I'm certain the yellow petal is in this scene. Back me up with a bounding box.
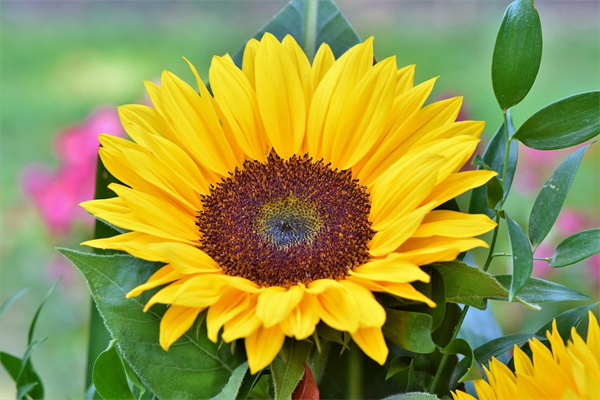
[279,295,320,340]
[242,38,259,88]
[254,33,306,158]
[310,43,335,91]
[306,280,359,333]
[282,35,312,107]
[82,232,169,263]
[424,170,497,206]
[209,55,270,161]
[396,64,415,95]
[159,305,201,350]
[350,253,430,284]
[307,37,374,160]
[206,290,251,342]
[148,242,221,275]
[368,203,435,257]
[351,327,389,365]
[397,236,489,265]
[412,210,497,238]
[245,325,286,374]
[126,265,184,298]
[340,280,386,328]
[256,286,304,328]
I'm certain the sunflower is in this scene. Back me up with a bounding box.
[81,33,497,374]
[452,311,600,400]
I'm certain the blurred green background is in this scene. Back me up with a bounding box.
[1,1,598,398]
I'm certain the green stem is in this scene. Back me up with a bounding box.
[499,110,511,210]
[303,0,319,60]
[483,214,501,273]
[428,305,470,394]
[347,346,362,399]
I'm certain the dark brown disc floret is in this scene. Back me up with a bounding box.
[197,154,374,287]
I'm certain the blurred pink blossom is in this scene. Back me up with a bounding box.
[556,209,589,236]
[21,107,124,235]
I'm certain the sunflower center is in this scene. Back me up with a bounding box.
[197,154,374,287]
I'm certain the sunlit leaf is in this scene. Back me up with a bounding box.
[550,228,600,268]
[505,213,533,300]
[492,0,542,109]
[513,91,600,149]
[60,249,244,400]
[272,340,313,400]
[529,145,590,249]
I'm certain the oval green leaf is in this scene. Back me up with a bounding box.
[210,362,249,400]
[513,91,600,149]
[550,228,600,268]
[93,340,136,400]
[492,0,542,109]
[382,310,436,354]
[528,145,589,249]
[495,275,592,304]
[231,0,361,66]
[505,213,533,300]
[469,112,518,217]
[60,249,245,400]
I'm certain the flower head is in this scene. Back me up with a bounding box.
[453,311,600,400]
[81,34,496,373]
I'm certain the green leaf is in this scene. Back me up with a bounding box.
[491,0,542,109]
[93,340,136,400]
[210,362,249,400]
[383,392,440,400]
[122,361,149,399]
[382,310,436,354]
[550,228,600,268]
[60,249,244,400]
[440,338,483,383]
[495,275,592,303]
[0,352,44,400]
[528,145,590,249]
[472,155,504,211]
[432,262,538,310]
[535,302,600,339]
[385,357,413,380]
[271,340,313,400]
[0,288,28,320]
[505,213,533,300]
[231,0,361,66]
[452,333,534,386]
[513,91,600,149]
[28,280,60,345]
[469,114,518,217]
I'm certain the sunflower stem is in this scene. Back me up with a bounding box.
[428,305,470,395]
[347,346,362,399]
[303,0,319,60]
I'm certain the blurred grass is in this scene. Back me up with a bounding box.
[1,1,598,398]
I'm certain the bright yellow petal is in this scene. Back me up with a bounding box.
[82,232,169,263]
[279,295,320,340]
[424,170,497,206]
[254,33,306,158]
[159,305,201,350]
[306,280,359,333]
[242,38,259,87]
[126,265,184,298]
[245,325,286,374]
[206,290,250,342]
[310,43,335,91]
[350,253,430,284]
[351,327,389,365]
[256,286,304,328]
[412,210,497,238]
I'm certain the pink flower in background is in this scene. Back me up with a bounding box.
[556,209,589,236]
[21,107,124,235]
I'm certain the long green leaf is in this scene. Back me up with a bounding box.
[452,333,534,386]
[513,91,600,149]
[492,0,542,110]
[231,0,361,66]
[27,280,60,345]
[495,275,592,303]
[529,145,590,249]
[550,228,600,268]
[60,249,244,400]
[271,340,313,400]
[0,352,44,400]
[0,289,28,320]
[505,213,533,300]
[93,340,135,400]
[382,310,436,354]
[535,302,600,339]
[469,113,518,217]
[210,362,249,400]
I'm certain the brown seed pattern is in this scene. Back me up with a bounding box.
[197,155,374,287]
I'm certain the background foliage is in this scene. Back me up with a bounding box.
[1,1,598,398]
